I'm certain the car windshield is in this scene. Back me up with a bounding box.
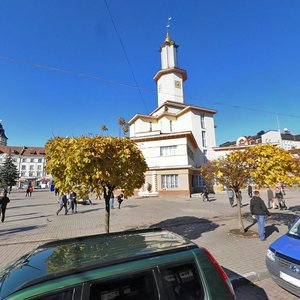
[288,218,300,238]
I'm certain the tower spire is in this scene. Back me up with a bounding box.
[153,18,187,106]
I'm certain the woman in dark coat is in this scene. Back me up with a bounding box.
[0,191,10,223]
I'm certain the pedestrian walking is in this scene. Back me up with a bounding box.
[247,185,253,198]
[280,182,286,195]
[0,191,10,223]
[202,186,209,202]
[110,192,115,209]
[250,190,271,241]
[266,186,277,209]
[56,194,68,215]
[29,186,33,196]
[226,188,235,207]
[275,187,287,210]
[25,187,30,197]
[117,193,124,209]
[69,192,78,213]
[238,190,243,206]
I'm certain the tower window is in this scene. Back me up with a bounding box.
[149,122,152,132]
[202,131,207,147]
[170,120,173,132]
[200,113,205,129]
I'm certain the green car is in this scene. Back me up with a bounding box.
[0,228,236,299]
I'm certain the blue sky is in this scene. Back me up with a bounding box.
[0,0,299,147]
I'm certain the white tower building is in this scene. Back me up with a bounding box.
[154,32,187,106]
[129,31,217,197]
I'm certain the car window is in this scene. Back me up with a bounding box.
[31,289,73,300]
[89,271,158,300]
[160,262,204,300]
[288,218,300,238]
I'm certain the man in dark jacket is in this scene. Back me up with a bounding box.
[0,191,10,223]
[250,190,271,241]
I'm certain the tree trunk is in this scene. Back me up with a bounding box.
[235,191,245,232]
[104,196,110,233]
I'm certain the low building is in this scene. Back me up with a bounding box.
[213,129,300,159]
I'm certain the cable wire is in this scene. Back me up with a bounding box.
[0,54,299,120]
[103,0,148,112]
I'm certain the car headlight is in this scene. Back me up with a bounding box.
[267,249,275,262]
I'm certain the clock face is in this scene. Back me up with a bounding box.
[175,80,181,89]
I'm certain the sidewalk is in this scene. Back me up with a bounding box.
[1,188,299,287]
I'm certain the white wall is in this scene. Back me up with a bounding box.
[157,73,184,105]
[136,137,190,168]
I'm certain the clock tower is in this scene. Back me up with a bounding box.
[0,121,8,146]
[153,32,187,106]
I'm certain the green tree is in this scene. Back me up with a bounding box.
[201,144,300,232]
[45,136,148,233]
[0,154,19,193]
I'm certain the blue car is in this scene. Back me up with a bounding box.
[266,217,300,297]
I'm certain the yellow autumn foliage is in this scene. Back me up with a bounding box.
[45,136,148,199]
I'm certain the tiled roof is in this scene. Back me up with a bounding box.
[0,146,45,156]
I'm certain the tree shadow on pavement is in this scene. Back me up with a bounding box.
[10,203,56,209]
[149,216,219,239]
[6,212,38,218]
[4,215,51,223]
[0,225,46,237]
[123,205,139,208]
[79,208,102,214]
[288,205,300,214]
[234,282,268,300]
[223,268,268,300]
[244,212,298,226]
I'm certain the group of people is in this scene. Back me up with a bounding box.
[110,192,124,209]
[226,188,243,207]
[25,186,33,197]
[56,191,125,215]
[266,186,288,210]
[56,192,78,215]
[248,184,287,241]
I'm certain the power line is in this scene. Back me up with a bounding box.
[0,53,299,120]
[0,55,141,90]
[103,0,149,112]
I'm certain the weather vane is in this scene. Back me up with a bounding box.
[166,17,172,32]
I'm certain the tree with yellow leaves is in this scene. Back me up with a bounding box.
[45,136,148,233]
[201,144,300,232]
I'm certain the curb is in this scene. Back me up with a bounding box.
[230,269,270,287]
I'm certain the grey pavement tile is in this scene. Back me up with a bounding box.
[1,188,300,299]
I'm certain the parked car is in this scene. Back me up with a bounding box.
[0,228,236,300]
[266,217,300,297]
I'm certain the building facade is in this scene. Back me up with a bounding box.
[0,145,49,188]
[129,33,217,197]
[213,129,300,158]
